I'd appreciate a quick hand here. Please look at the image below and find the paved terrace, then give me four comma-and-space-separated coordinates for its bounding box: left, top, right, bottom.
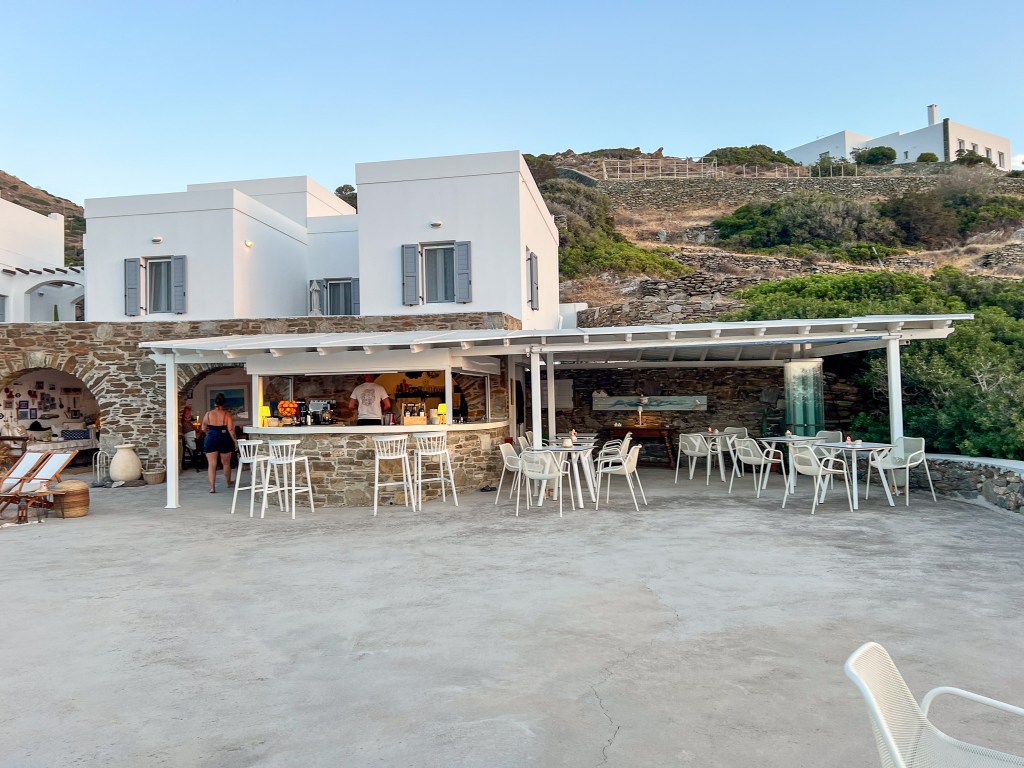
2, 469, 1023, 767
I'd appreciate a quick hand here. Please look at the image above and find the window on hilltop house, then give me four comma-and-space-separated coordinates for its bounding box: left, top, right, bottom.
999, 152, 1006, 168
958, 139, 966, 152
904, 151, 909, 160
527, 250, 540, 311
985, 148, 992, 160
124, 255, 187, 316
971, 143, 979, 153
401, 242, 472, 306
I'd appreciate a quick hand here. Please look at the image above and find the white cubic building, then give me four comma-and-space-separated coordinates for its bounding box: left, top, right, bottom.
785, 105, 1011, 170
0, 195, 83, 322
84, 151, 560, 329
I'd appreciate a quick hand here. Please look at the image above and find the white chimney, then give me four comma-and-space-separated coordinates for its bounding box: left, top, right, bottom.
927, 104, 939, 126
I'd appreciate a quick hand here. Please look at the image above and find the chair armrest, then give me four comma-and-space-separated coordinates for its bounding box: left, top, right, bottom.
822, 456, 848, 471
904, 449, 926, 466
921, 686, 1024, 718
763, 448, 784, 462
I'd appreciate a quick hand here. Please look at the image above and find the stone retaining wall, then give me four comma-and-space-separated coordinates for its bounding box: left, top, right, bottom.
914, 457, 1024, 514
0, 312, 517, 467
598, 176, 1024, 212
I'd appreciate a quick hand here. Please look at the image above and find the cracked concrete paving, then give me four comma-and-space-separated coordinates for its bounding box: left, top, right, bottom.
2, 468, 1023, 767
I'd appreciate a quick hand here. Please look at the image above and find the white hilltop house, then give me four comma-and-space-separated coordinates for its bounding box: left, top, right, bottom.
0, 195, 84, 322
785, 104, 1011, 170
84, 151, 560, 329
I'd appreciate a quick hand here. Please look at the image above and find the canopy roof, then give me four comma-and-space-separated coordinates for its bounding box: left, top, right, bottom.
141, 314, 971, 367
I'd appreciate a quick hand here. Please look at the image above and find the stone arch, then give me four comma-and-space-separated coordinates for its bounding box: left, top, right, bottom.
177, 363, 246, 404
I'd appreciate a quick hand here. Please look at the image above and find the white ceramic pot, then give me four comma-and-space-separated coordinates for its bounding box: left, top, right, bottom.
109, 444, 143, 482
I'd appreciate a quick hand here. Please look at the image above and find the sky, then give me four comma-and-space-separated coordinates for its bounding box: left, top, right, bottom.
2, 0, 1021, 204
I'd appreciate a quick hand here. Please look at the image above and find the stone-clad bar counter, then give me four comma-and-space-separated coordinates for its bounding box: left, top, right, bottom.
244, 422, 508, 508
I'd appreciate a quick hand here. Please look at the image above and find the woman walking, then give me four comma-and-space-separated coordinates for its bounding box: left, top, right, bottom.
202, 393, 235, 493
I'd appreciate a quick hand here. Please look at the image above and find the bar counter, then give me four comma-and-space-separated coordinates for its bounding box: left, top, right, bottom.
243, 421, 509, 508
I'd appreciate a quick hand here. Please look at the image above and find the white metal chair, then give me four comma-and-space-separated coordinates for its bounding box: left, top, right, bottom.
595, 444, 646, 512
525, 430, 534, 445
260, 440, 314, 519
495, 442, 521, 504
371, 434, 416, 515
866, 436, 936, 506
729, 437, 786, 498
722, 427, 748, 475
675, 433, 717, 484
845, 641, 1024, 768
232, 439, 268, 517
516, 449, 568, 517
517, 435, 531, 454
413, 432, 458, 509
782, 444, 852, 514
813, 429, 844, 487
597, 433, 631, 464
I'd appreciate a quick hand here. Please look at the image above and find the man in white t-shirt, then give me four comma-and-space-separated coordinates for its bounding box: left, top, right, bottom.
349, 374, 391, 425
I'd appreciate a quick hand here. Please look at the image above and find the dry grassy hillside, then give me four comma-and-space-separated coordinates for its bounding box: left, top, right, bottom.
0, 170, 84, 265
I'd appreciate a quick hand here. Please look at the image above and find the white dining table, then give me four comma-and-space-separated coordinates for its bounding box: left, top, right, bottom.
816, 442, 895, 509
541, 443, 598, 506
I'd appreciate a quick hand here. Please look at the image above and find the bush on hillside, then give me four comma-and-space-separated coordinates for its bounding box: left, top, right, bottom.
955, 149, 995, 167
916, 152, 939, 162
728, 268, 1024, 459
538, 179, 687, 278
705, 145, 796, 166
712, 190, 899, 259
809, 153, 858, 176
851, 146, 897, 165
523, 154, 558, 184
334, 184, 357, 210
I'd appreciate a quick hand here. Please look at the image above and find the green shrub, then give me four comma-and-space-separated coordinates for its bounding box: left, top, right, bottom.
1007, 170, 1024, 178
539, 179, 687, 278
954, 149, 995, 167
523, 154, 558, 184
705, 144, 797, 166
916, 152, 939, 162
851, 146, 897, 165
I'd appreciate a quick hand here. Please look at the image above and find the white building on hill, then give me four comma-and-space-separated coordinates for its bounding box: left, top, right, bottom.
785, 105, 1010, 170
0, 195, 83, 322
84, 151, 560, 329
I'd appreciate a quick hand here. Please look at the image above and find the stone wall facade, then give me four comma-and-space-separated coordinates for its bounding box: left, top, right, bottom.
598, 176, 1024, 212
912, 458, 1024, 514
0, 312, 517, 468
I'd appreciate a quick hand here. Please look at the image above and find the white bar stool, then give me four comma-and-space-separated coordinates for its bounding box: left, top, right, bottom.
232, 439, 268, 517
412, 432, 458, 509
371, 434, 416, 515
260, 439, 314, 519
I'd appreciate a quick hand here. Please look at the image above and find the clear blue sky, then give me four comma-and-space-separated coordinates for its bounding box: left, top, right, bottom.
2, 0, 1021, 203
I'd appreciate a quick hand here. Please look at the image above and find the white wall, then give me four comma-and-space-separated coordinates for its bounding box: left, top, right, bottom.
785, 131, 871, 165
27, 281, 84, 322
355, 151, 552, 323
516, 155, 560, 329
188, 177, 354, 225
946, 121, 1012, 169
862, 123, 945, 163
308, 214, 360, 282
0, 197, 64, 269
85, 188, 309, 321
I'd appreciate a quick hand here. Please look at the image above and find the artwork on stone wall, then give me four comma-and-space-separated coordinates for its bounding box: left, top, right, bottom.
207, 387, 248, 416
592, 395, 707, 411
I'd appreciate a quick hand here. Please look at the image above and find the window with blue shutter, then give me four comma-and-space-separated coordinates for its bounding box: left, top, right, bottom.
124, 258, 141, 316
351, 278, 360, 315
454, 241, 472, 303
171, 255, 187, 314
528, 251, 539, 310
0, 295, 7, 322
309, 279, 326, 315
402, 244, 420, 305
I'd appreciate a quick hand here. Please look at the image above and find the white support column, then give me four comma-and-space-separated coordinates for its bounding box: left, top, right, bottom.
545, 352, 556, 441
530, 350, 542, 448
886, 338, 905, 443
444, 363, 454, 424
251, 374, 264, 426
164, 355, 180, 510
484, 374, 492, 423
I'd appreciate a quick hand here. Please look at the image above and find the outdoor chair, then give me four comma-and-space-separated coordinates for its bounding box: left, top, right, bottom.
722, 427, 748, 474
413, 432, 458, 509
866, 436, 936, 506
516, 449, 569, 517
729, 437, 786, 498
597, 433, 631, 464
813, 429, 844, 487
517, 435, 531, 454
495, 442, 522, 504
595, 444, 646, 512
370, 434, 416, 515
231, 439, 268, 517
675, 433, 717, 484
0, 450, 78, 513
782, 444, 852, 514
845, 641, 1024, 768
0, 450, 48, 495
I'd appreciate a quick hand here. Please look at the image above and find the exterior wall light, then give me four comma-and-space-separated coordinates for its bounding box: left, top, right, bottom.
430, 221, 443, 229
151, 236, 164, 244
244, 240, 254, 248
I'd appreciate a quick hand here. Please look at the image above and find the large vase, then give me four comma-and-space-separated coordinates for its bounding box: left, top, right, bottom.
109, 444, 143, 482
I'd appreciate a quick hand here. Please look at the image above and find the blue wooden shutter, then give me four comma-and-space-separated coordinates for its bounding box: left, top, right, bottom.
171, 255, 187, 314
402, 244, 420, 305
528, 251, 540, 310
350, 278, 360, 315
124, 258, 141, 316
0, 296, 6, 322
454, 241, 472, 303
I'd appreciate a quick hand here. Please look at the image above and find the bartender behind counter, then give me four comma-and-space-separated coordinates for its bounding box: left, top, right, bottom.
349, 374, 392, 426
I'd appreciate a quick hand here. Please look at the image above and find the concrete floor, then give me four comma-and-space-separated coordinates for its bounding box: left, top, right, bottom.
2, 467, 1023, 767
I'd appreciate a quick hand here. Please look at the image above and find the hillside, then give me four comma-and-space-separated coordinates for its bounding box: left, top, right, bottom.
0, 170, 84, 265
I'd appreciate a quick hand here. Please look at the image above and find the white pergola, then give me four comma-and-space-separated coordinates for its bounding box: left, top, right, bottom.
141, 313, 971, 508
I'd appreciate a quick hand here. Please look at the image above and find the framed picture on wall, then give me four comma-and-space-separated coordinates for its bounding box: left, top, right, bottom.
18, 400, 28, 410
29, 408, 38, 420
207, 387, 248, 416
17, 409, 29, 421
34, 381, 44, 390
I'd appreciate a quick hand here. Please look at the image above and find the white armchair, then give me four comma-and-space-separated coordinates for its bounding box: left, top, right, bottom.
846, 642, 1024, 768
495, 442, 521, 505
783, 444, 852, 514
866, 436, 936, 506
595, 444, 646, 512
675, 433, 715, 484
516, 450, 570, 517
729, 437, 786, 498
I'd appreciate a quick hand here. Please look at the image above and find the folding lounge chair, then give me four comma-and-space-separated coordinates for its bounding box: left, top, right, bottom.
0, 450, 78, 513
0, 451, 50, 512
